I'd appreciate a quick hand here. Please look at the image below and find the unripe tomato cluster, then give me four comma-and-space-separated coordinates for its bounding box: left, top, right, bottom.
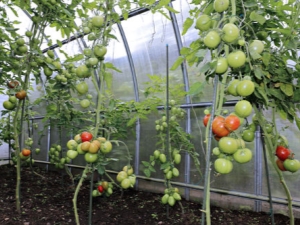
116, 165, 136, 189
92, 180, 114, 198
49, 144, 67, 169
161, 187, 181, 207
275, 146, 300, 173
66, 131, 112, 164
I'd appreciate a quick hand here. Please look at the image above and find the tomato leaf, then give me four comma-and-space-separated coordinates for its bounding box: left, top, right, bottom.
249, 11, 266, 25
266, 28, 292, 35
170, 56, 184, 70
165, 5, 179, 13
64, 54, 84, 63
187, 81, 206, 96
253, 65, 264, 80
262, 52, 271, 66
280, 83, 293, 96
142, 161, 150, 167
278, 109, 287, 120
143, 168, 151, 177
200, 62, 210, 74
254, 85, 269, 106
295, 117, 300, 131
182, 17, 194, 35
249, 50, 261, 60
105, 62, 122, 73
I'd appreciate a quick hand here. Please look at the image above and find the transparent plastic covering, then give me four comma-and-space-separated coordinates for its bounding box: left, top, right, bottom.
1, 0, 300, 212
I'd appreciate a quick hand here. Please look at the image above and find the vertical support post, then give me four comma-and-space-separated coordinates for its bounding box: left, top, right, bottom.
254, 127, 263, 212
201, 76, 219, 225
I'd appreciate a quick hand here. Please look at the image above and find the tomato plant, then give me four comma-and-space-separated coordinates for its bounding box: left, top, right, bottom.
203, 114, 210, 127
222, 23, 239, 43
81, 132, 93, 142
234, 100, 252, 118
214, 158, 233, 174
224, 114, 240, 131
236, 80, 255, 97
203, 31, 221, 49
213, 0, 229, 13
276, 159, 286, 171
15, 90, 27, 100
22, 149, 31, 157
276, 146, 292, 161
215, 57, 228, 74
218, 137, 238, 154
283, 159, 300, 173
212, 116, 230, 137
233, 148, 252, 164
195, 14, 212, 31
227, 50, 246, 68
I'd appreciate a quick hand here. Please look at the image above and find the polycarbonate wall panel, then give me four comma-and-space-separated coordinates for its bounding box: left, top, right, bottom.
121, 11, 184, 102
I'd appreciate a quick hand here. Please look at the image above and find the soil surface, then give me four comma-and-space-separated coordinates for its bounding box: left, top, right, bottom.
0, 164, 298, 225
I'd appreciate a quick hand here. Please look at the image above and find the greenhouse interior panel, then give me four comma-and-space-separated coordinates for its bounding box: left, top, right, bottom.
0, 0, 300, 224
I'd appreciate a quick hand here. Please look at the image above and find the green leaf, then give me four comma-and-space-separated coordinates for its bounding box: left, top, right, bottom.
262, 52, 271, 66
97, 165, 105, 175
57, 40, 63, 47
165, 5, 179, 13
253, 65, 263, 80
64, 54, 84, 63
203, 3, 214, 15
278, 109, 287, 120
249, 11, 266, 25
180, 47, 191, 55
268, 88, 284, 100
195, 49, 208, 58
187, 81, 205, 96
254, 85, 269, 106
148, 166, 156, 172
143, 168, 151, 177
280, 83, 293, 96
182, 17, 193, 35
295, 117, 300, 130
157, 0, 171, 7
105, 62, 122, 73
142, 161, 150, 167
249, 50, 262, 60
200, 62, 211, 74
170, 56, 184, 70
266, 28, 292, 35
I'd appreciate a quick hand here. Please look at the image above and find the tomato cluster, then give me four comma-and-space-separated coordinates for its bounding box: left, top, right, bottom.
275, 146, 300, 173
116, 165, 136, 189
66, 132, 112, 164
161, 187, 181, 207
92, 180, 114, 198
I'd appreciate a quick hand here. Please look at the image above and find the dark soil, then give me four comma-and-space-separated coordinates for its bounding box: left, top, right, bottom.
0, 164, 298, 225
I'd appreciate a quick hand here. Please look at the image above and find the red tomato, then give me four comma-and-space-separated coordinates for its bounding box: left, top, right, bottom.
81, 131, 93, 142
212, 116, 230, 137
7, 80, 19, 89
97, 185, 104, 193
276, 159, 286, 171
22, 148, 31, 156
276, 146, 292, 161
224, 114, 240, 131
203, 114, 210, 127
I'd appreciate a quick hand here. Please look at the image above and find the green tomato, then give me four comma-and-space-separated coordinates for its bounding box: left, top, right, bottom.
66, 139, 78, 150
43, 67, 53, 77
84, 152, 98, 163
9, 96, 17, 104
215, 57, 228, 74
213, 0, 229, 12
76, 65, 89, 78
100, 141, 112, 154
249, 40, 264, 54
80, 99, 90, 108
241, 129, 255, 142
234, 100, 252, 118
283, 159, 300, 173
117, 171, 128, 183
3, 100, 16, 110
94, 45, 107, 58
218, 137, 238, 154
121, 178, 132, 189
18, 45, 28, 53
88, 57, 99, 66
227, 79, 240, 96
236, 80, 255, 97
214, 158, 233, 174
203, 30, 221, 49
212, 147, 220, 156
222, 23, 239, 43
47, 50, 55, 58
227, 50, 246, 68
174, 154, 181, 164
159, 153, 167, 163
83, 48, 92, 56
238, 38, 245, 46
91, 15, 104, 28
25, 31, 33, 37
168, 196, 176, 206
153, 150, 161, 159
16, 38, 25, 46
76, 81, 89, 95
195, 14, 212, 31
233, 148, 253, 163
161, 194, 169, 204
83, 27, 91, 34
66, 150, 78, 160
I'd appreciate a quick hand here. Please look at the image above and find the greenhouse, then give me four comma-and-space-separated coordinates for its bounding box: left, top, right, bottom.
0, 0, 300, 224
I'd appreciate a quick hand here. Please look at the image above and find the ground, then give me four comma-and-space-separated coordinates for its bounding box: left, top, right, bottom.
0, 164, 298, 225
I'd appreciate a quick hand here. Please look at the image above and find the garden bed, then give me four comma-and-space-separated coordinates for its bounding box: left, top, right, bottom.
0, 164, 297, 225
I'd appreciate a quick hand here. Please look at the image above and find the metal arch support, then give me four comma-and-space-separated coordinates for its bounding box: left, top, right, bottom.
114, 19, 141, 188
168, 2, 192, 201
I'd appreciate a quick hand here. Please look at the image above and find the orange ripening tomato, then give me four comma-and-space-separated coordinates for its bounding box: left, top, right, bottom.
22, 148, 31, 156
